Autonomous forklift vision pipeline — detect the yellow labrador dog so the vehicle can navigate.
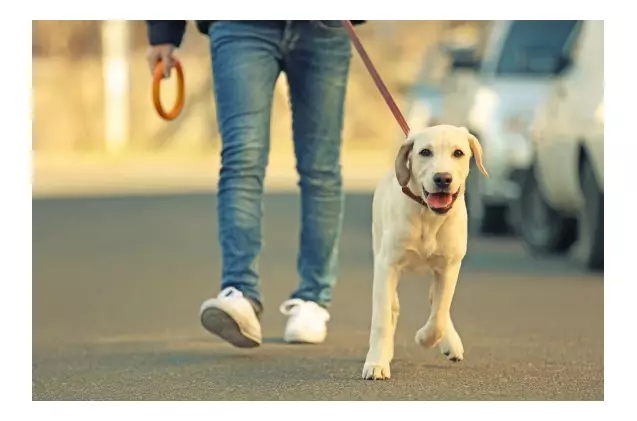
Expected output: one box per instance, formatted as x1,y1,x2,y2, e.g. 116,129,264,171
362,125,489,380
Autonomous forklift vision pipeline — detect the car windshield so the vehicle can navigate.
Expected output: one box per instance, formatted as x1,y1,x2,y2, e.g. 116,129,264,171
495,20,578,75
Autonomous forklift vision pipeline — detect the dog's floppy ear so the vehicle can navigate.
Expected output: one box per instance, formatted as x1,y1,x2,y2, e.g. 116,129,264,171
395,137,415,187
465,130,489,178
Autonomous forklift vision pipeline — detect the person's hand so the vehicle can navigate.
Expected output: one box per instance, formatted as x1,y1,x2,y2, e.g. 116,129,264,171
146,44,176,79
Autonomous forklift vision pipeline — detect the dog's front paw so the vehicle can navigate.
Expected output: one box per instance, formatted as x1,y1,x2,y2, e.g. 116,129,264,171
438,330,464,362
362,362,391,380
415,321,444,348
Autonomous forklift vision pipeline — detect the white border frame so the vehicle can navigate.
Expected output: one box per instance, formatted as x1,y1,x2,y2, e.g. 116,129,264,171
12,2,627,414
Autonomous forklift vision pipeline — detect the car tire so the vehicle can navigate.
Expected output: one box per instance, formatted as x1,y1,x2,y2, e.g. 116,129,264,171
480,204,510,235
519,167,577,255
574,157,604,271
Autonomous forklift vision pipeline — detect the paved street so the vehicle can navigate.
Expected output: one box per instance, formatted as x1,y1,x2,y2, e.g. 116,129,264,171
32,193,603,400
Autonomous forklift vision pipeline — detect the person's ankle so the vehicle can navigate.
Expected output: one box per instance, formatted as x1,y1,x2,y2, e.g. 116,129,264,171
291,297,329,310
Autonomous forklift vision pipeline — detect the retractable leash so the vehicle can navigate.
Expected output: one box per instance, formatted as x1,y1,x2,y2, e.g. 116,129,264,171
341,20,427,207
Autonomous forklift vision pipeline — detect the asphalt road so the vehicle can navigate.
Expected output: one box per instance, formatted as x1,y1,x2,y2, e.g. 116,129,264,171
32,193,603,401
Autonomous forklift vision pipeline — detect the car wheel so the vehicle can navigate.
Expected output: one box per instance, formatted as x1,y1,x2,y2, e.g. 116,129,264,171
519,167,577,254
481,204,510,235
505,169,528,234
574,158,604,271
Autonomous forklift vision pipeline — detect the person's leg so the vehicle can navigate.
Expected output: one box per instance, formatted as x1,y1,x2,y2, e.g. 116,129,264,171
284,21,352,308
199,21,283,348
211,21,283,309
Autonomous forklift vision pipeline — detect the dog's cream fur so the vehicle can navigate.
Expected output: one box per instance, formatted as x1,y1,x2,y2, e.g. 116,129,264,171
362,125,489,380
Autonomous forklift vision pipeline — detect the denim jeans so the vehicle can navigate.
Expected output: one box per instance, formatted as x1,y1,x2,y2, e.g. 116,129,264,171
208,21,352,308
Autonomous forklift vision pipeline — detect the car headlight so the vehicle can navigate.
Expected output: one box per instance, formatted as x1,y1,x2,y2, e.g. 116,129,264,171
468,87,499,130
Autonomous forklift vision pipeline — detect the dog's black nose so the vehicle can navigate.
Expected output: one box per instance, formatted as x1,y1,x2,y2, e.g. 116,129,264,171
433,172,453,189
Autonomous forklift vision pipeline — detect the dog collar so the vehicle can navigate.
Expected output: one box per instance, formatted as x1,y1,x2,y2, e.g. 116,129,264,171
401,186,428,207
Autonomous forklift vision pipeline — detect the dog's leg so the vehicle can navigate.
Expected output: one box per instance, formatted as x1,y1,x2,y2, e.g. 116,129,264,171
439,316,464,362
426,284,464,361
415,261,461,349
362,259,399,380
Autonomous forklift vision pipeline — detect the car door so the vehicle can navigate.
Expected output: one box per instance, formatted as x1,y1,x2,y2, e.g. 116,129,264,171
533,22,586,214
570,21,604,190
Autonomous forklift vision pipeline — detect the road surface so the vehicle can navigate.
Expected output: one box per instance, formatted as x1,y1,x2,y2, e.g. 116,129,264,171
32,193,603,400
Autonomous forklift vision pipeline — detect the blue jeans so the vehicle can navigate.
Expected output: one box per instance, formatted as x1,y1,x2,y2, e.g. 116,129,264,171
209,21,352,308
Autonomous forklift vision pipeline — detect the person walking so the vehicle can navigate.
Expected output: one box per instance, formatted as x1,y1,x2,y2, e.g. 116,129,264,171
146,20,365,348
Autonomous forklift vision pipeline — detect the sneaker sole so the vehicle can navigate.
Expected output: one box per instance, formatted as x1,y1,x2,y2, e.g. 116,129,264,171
200,307,261,348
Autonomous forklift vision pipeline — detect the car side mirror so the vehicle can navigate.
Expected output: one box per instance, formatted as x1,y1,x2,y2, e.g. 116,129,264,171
449,49,481,72
451,57,481,71
442,45,480,72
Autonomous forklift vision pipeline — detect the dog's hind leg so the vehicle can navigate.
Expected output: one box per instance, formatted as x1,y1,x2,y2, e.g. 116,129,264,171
362,258,399,380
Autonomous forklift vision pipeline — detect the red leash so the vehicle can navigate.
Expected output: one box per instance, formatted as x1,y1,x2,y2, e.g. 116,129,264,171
342,21,431,207
341,20,411,137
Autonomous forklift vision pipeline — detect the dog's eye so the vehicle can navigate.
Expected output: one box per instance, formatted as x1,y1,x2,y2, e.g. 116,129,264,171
453,149,464,158
419,149,432,157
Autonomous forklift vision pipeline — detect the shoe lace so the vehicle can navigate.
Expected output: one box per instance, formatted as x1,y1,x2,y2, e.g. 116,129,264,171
220,286,243,299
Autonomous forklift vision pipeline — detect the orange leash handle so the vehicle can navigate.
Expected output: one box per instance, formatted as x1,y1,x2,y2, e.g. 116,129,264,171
152,59,185,121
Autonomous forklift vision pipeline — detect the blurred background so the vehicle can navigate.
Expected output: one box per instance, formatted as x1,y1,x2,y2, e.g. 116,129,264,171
32,19,603,271
32,21,604,400
32,20,472,194
33,21,462,193
32,20,465,153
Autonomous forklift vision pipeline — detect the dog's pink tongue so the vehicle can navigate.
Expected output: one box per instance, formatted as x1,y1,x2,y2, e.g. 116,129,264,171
427,193,452,208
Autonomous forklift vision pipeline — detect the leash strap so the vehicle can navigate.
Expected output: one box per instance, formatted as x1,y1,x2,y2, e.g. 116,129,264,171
341,20,410,137
342,21,431,208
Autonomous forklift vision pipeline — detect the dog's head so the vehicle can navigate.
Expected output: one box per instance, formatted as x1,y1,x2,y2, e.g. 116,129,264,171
395,125,489,214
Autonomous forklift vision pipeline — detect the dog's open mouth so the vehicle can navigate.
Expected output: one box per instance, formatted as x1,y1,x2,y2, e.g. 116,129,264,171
422,187,461,214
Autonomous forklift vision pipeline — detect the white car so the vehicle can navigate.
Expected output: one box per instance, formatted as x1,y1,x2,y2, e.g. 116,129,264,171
437,20,581,235
517,20,603,271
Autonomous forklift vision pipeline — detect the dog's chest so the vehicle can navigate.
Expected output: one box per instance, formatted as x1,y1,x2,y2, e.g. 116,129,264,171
401,220,444,272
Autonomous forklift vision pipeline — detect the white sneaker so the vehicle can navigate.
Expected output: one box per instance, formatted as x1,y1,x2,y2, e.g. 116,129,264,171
199,287,262,348
279,298,331,344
